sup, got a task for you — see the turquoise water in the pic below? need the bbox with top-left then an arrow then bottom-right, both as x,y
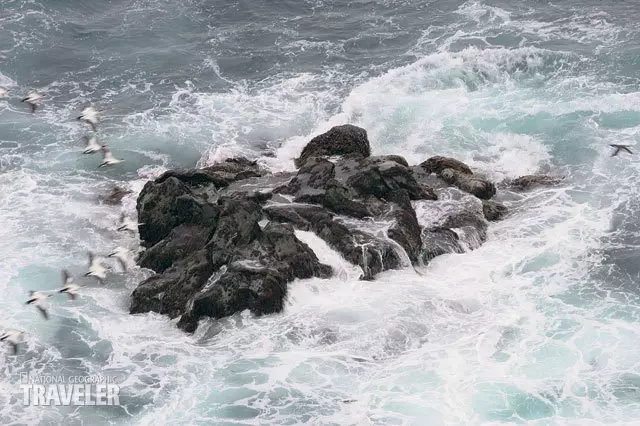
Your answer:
1,0 -> 640,424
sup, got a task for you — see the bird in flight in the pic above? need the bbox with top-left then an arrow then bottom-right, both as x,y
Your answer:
610,144 -> 633,157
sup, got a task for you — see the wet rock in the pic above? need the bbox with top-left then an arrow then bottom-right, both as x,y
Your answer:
137,177 -> 219,247
346,156 -> 437,201
440,168 -> 496,200
420,156 -> 473,175
509,174 -> 564,190
156,157 -> 263,189
295,124 -> 371,167
131,128 -> 510,333
264,203 -> 402,279
482,200 -> 508,222
386,190 -> 423,263
131,250 -> 213,319
421,228 -> 464,263
139,224 -> 213,273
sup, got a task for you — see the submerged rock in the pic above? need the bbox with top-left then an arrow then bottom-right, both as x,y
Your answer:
509,174 -> 564,190
99,185 -> 132,205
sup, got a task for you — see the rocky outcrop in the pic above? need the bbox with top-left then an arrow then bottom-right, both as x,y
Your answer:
130,124 -> 503,332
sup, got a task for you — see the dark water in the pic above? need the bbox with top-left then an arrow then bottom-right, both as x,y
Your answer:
2,0 -> 640,424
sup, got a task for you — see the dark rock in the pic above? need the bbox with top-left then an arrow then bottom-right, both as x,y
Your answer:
346,157 -> 437,201
207,198 -> 263,269
132,201 -> 332,332
137,177 -> 219,247
131,250 -> 213,319
296,125 -> 371,167
277,157 -> 335,202
157,157 -> 263,189
322,180 -> 371,218
263,203 -> 334,231
139,224 -> 213,273
440,168 -> 496,200
176,221 -> 332,332
421,228 -> 464,262
509,175 -> 564,190
420,156 -> 473,175
99,185 -> 132,205
264,203 -> 402,279
482,200 -> 508,221
386,190 -> 423,263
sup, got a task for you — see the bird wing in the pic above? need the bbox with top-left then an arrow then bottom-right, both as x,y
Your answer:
10,342 -> 18,355
36,305 -> 48,320
116,256 -> 127,272
62,269 -> 71,284
623,146 -> 633,154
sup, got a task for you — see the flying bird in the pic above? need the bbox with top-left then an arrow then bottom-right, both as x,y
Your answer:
58,269 -> 80,301
83,136 -> 103,154
117,214 -> 142,235
25,291 -> 52,320
85,251 -> 108,284
21,92 -> 42,113
108,246 -> 130,271
77,106 -> 99,131
610,144 -> 633,157
99,147 -> 124,167
0,330 -> 24,355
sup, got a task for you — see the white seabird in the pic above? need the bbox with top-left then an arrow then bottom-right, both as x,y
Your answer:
99,147 -> 124,167
21,92 -> 42,113
58,269 -> 80,300
0,87 -> 8,97
83,136 -> 103,154
0,330 -> 24,355
108,246 -> 130,271
25,291 -> 52,320
117,213 -> 142,235
85,251 -> 108,284
77,106 -> 99,131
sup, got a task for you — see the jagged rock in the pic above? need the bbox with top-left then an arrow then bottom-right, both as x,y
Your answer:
156,157 -> 263,189
421,228 -> 464,262
440,168 -> 496,200
346,157 -> 437,201
131,201 -> 332,332
482,200 -> 508,221
176,221 -> 332,332
137,177 -> 219,247
420,156 -> 473,175
131,250 -> 213,319
131,129 -> 505,333
139,224 -> 213,273
509,174 -> 564,190
386,190 -> 423,263
264,204 -> 402,279
295,124 -> 371,167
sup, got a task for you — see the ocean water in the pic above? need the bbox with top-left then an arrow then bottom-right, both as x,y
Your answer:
1,0 -> 640,424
